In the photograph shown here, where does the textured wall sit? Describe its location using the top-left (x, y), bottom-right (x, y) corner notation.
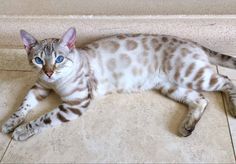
top-left (0, 16), bottom-right (236, 50)
top-left (0, 0), bottom-right (235, 48)
top-left (1, 0), bottom-right (236, 15)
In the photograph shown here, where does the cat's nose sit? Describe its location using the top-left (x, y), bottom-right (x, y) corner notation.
top-left (45, 71), bottom-right (53, 78)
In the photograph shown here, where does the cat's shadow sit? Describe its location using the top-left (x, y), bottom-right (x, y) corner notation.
top-left (168, 107), bottom-right (186, 137)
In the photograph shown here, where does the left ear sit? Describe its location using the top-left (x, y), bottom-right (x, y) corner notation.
top-left (60, 27), bottom-right (76, 50)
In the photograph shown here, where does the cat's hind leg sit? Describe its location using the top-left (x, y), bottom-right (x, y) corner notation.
top-left (201, 74), bottom-right (236, 117)
top-left (155, 82), bottom-right (208, 137)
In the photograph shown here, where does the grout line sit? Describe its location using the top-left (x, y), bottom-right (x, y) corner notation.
top-left (0, 138), bottom-right (12, 163)
top-left (217, 66), bottom-right (236, 161)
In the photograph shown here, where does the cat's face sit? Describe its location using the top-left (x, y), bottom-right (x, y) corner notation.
top-left (20, 28), bottom-right (76, 82)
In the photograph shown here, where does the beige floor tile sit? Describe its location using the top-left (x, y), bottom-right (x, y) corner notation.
top-left (0, 49), bottom-right (32, 71)
top-left (0, 134), bottom-right (10, 161)
top-left (0, 70), bottom-right (234, 163)
top-left (218, 66), bottom-right (236, 81)
top-left (0, 71), bottom-right (36, 161)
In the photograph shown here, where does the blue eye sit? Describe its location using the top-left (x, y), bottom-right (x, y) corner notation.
top-left (56, 56), bottom-right (64, 63)
top-left (35, 57), bottom-right (43, 64)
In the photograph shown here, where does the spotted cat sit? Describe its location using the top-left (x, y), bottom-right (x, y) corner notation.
top-left (2, 27), bottom-right (236, 141)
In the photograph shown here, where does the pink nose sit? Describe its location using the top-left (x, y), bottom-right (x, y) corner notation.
top-left (45, 71), bottom-right (53, 77)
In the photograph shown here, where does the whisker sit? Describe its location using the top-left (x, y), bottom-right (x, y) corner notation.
top-left (65, 57), bottom-right (73, 63)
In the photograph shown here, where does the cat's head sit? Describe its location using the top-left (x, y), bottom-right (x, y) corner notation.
top-left (20, 27), bottom-right (76, 82)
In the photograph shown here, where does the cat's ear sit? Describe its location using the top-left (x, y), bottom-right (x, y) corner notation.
top-left (20, 30), bottom-right (38, 52)
top-left (60, 27), bottom-right (76, 50)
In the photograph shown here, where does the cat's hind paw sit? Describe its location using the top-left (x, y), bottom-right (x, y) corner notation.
top-left (178, 124), bottom-right (194, 137)
top-left (12, 123), bottom-right (39, 141)
top-left (178, 119), bottom-right (196, 137)
top-left (1, 117), bottom-right (25, 134)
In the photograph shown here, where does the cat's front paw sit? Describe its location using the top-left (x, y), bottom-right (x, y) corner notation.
top-left (2, 116), bottom-right (25, 134)
top-left (12, 123), bottom-right (39, 141)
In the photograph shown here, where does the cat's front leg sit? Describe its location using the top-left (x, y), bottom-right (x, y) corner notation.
top-left (2, 82), bottom-right (51, 134)
top-left (12, 97), bottom-right (90, 141)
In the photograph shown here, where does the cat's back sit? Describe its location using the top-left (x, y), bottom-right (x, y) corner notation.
top-left (81, 33), bottom-right (198, 58)
top-left (81, 33), bottom-right (201, 75)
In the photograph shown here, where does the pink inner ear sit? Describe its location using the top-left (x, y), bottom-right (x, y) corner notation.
top-left (61, 27), bottom-right (76, 50)
top-left (67, 36), bottom-right (76, 49)
top-left (20, 30), bottom-right (37, 51)
top-left (23, 41), bottom-right (31, 52)
top-left (22, 38), bottom-right (30, 48)
top-left (67, 43), bottom-right (74, 49)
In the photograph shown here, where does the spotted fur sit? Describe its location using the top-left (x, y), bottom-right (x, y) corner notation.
top-left (2, 27), bottom-right (236, 141)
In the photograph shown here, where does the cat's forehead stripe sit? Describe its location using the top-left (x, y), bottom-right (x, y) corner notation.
top-left (44, 43), bottom-right (53, 56)
top-left (40, 38), bottom-right (59, 56)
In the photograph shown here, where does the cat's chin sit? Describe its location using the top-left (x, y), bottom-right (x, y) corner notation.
top-left (40, 75), bottom-right (57, 83)
top-left (46, 77), bottom-right (56, 82)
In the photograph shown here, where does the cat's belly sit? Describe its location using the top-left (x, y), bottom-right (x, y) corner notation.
top-left (86, 37), bottom-right (164, 96)
top-left (93, 70), bottom-right (162, 96)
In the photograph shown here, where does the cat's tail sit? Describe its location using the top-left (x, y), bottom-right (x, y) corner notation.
top-left (203, 46), bottom-right (236, 69)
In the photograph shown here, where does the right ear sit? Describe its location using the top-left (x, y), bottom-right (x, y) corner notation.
top-left (20, 30), bottom-right (38, 52)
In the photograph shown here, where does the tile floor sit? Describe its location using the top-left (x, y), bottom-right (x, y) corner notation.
top-left (0, 48), bottom-right (236, 163)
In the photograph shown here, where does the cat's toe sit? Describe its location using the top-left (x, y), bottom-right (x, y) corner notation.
top-left (1, 117), bottom-right (25, 134)
top-left (2, 124), bottom-right (14, 134)
top-left (12, 124), bottom-right (35, 141)
top-left (178, 123), bottom-right (195, 137)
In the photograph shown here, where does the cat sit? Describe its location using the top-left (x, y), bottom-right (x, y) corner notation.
top-left (1, 27), bottom-right (236, 141)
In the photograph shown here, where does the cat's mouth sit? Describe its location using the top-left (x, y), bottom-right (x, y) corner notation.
top-left (40, 71), bottom-right (55, 82)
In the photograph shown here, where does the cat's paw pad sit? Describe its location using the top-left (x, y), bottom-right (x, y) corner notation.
top-left (2, 117), bottom-right (25, 134)
top-left (12, 124), bottom-right (37, 141)
top-left (178, 121), bottom-right (195, 137)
